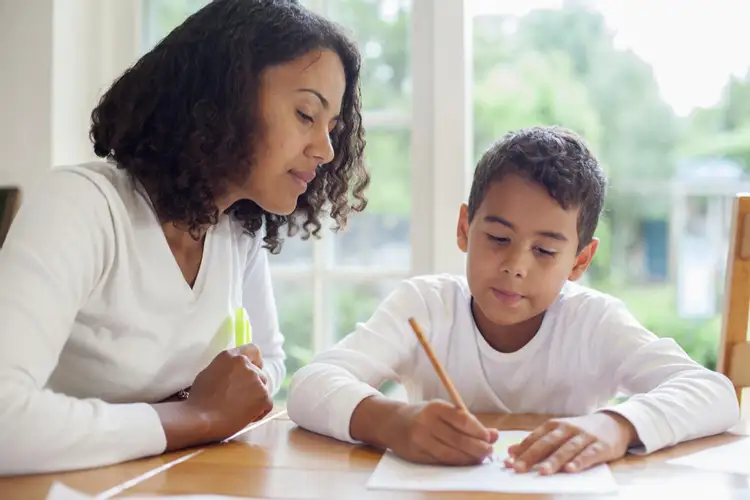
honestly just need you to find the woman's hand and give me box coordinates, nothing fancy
[159,343,267,403]
[153,345,273,451]
[187,344,272,429]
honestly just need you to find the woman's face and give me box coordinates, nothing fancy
[235,49,346,215]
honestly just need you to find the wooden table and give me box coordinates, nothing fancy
[2,411,749,499]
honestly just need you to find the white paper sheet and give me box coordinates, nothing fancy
[46,482,262,500]
[366,430,619,494]
[667,436,750,476]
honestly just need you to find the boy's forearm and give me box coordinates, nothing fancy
[349,395,408,449]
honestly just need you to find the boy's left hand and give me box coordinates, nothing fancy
[505,412,637,475]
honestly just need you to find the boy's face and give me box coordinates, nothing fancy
[457,174,598,327]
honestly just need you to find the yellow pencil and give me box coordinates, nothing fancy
[408,317,496,462]
[407,317,468,413]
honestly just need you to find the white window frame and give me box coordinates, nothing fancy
[410,0,473,277]
[61,0,473,355]
[271,0,472,353]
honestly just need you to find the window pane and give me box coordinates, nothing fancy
[326,278,402,341]
[268,233,313,267]
[326,277,406,398]
[325,0,412,112]
[324,1,413,269]
[470,2,750,370]
[272,277,313,401]
[331,128,411,269]
[141,0,211,51]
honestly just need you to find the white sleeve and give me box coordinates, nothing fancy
[594,299,740,454]
[287,278,425,443]
[0,170,166,475]
[242,234,286,398]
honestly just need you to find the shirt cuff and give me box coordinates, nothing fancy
[599,397,672,455]
[327,383,382,444]
[113,403,168,459]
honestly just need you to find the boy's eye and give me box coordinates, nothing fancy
[297,110,314,123]
[487,234,509,244]
[534,247,556,257]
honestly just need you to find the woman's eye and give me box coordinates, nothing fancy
[297,111,314,123]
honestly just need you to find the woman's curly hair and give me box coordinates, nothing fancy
[90,0,368,254]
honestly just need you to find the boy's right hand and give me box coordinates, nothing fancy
[384,400,498,465]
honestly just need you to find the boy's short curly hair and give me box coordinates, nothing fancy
[468,126,606,252]
[89,0,368,254]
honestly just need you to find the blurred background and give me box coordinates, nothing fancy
[3,0,750,400]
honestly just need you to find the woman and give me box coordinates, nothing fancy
[0,0,368,475]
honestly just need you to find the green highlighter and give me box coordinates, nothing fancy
[234,306,252,347]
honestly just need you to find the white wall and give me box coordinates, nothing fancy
[0,0,54,195]
[52,0,141,167]
[0,0,141,197]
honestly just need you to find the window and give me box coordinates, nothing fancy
[470,0,750,372]
[273,0,412,399]
[141,0,211,51]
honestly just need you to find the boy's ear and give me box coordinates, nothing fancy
[457,203,470,253]
[568,237,599,281]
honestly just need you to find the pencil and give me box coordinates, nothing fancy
[407,317,469,413]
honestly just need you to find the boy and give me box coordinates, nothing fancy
[287,126,739,475]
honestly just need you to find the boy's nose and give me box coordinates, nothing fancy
[500,250,528,278]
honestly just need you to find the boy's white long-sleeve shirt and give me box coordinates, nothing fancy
[0,162,286,475]
[288,274,739,453]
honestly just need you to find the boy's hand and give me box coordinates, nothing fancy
[505,412,637,475]
[383,400,499,466]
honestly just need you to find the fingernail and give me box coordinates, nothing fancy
[539,462,551,474]
[514,460,526,472]
[567,462,578,472]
